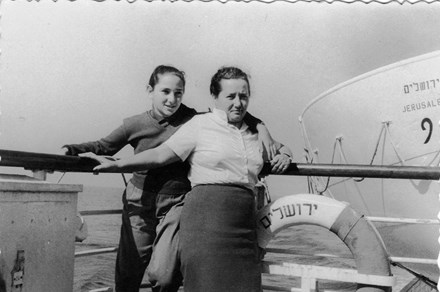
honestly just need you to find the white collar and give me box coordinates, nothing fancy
[212,108,248,131]
[212,108,228,122]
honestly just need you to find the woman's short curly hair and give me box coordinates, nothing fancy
[210,67,250,97]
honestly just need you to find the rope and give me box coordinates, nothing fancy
[300,116,440,209]
[298,119,332,197]
[121,173,128,187]
[391,261,438,288]
[57,172,66,184]
[317,138,339,194]
[336,138,364,183]
[368,123,385,166]
[383,122,440,192]
[384,122,407,165]
[427,149,440,166]
[336,124,386,183]
[303,149,315,194]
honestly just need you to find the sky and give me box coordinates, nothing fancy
[1,0,440,189]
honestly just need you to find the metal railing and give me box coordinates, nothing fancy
[76,210,440,265]
[1,149,439,291]
[2,149,440,180]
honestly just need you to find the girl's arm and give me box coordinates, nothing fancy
[79,143,181,173]
[63,123,128,156]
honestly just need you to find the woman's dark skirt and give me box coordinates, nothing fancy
[179,184,261,292]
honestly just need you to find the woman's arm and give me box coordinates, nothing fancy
[243,112,277,160]
[79,143,181,173]
[256,123,277,160]
[274,141,293,158]
[269,141,293,174]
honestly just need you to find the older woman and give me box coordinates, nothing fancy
[85,66,292,291]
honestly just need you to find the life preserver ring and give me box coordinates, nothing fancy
[74,213,88,242]
[256,194,392,292]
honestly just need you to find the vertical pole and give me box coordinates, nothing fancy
[32,170,47,181]
[301,276,316,292]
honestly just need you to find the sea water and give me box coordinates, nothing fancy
[74,185,415,292]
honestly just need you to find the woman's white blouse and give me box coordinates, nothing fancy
[165,109,263,190]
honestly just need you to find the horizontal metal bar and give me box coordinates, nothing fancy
[266,248,438,265]
[78,210,440,225]
[74,247,118,258]
[88,288,113,292]
[2,149,440,180]
[265,248,352,259]
[367,216,440,225]
[88,282,152,292]
[269,163,440,180]
[88,281,315,291]
[262,261,395,287]
[390,257,438,265]
[0,149,101,173]
[260,285,296,292]
[75,245,437,266]
[78,210,440,224]
[79,209,122,216]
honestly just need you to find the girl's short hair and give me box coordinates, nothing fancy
[148,65,186,90]
[210,67,250,97]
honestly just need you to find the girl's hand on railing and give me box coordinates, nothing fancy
[58,147,69,155]
[78,152,119,174]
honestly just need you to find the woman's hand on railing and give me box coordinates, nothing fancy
[269,153,292,174]
[78,152,119,174]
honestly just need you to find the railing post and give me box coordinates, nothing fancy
[32,170,47,181]
[0,179,82,292]
[301,276,317,292]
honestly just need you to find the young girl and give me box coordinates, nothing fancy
[63,65,276,292]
